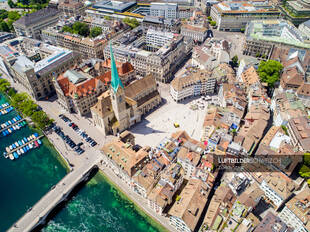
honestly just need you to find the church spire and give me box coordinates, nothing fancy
[110,43,124,93]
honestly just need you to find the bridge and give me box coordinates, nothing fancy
[8,155,102,232]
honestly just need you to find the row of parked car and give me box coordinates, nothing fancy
[59,114,97,147]
[52,124,85,155]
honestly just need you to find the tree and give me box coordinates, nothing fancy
[8,0,16,8]
[90,26,102,38]
[231,55,238,68]
[8,11,21,21]
[7,87,16,97]
[0,21,10,32]
[72,22,89,37]
[257,60,283,87]
[210,21,216,27]
[31,111,52,129]
[123,17,139,29]
[207,16,212,21]
[304,153,310,167]
[62,25,73,33]
[299,165,310,178]
[0,10,8,20]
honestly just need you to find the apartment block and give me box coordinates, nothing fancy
[58,0,86,17]
[260,172,296,208]
[150,3,178,19]
[169,179,210,232]
[279,188,310,232]
[210,1,281,32]
[104,27,193,83]
[287,116,310,152]
[244,19,310,59]
[13,7,60,40]
[170,69,216,102]
[42,26,107,59]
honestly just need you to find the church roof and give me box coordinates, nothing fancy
[110,43,124,93]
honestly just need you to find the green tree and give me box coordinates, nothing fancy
[7,87,16,97]
[8,0,16,8]
[20,99,37,116]
[123,17,139,28]
[304,153,310,167]
[8,11,21,21]
[210,21,216,27]
[0,10,8,20]
[257,60,283,87]
[72,22,89,37]
[62,25,73,33]
[299,165,310,178]
[31,111,52,129]
[231,55,239,68]
[207,16,212,21]
[90,26,102,38]
[0,21,10,32]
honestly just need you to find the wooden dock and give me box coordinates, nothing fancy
[0,119,26,133]
[0,104,11,111]
[5,135,44,156]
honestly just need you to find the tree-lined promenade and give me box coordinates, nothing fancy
[0,78,53,130]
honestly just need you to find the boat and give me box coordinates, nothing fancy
[23,147,27,152]
[9,154,14,160]
[14,142,19,147]
[12,144,16,149]
[17,150,21,155]
[13,152,18,159]
[18,141,22,146]
[22,140,25,145]
[34,141,39,147]
[9,145,13,150]
[19,148,24,154]
[26,145,29,151]
[29,143,33,149]
[8,128,11,133]
[34,133,39,137]
[37,139,42,145]
[5,147,10,152]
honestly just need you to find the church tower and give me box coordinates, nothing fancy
[109,43,128,129]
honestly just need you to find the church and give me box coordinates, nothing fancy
[91,44,162,136]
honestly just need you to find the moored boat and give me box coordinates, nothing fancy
[9,154,14,160]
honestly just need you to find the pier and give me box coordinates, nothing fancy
[8,155,102,232]
[0,104,12,111]
[0,119,25,133]
[5,135,44,156]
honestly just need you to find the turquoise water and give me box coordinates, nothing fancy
[0,94,67,231]
[0,93,164,232]
[44,173,166,232]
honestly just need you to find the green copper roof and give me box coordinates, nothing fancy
[110,43,124,93]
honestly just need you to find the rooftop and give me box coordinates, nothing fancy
[14,7,59,27]
[246,19,310,49]
[168,179,209,231]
